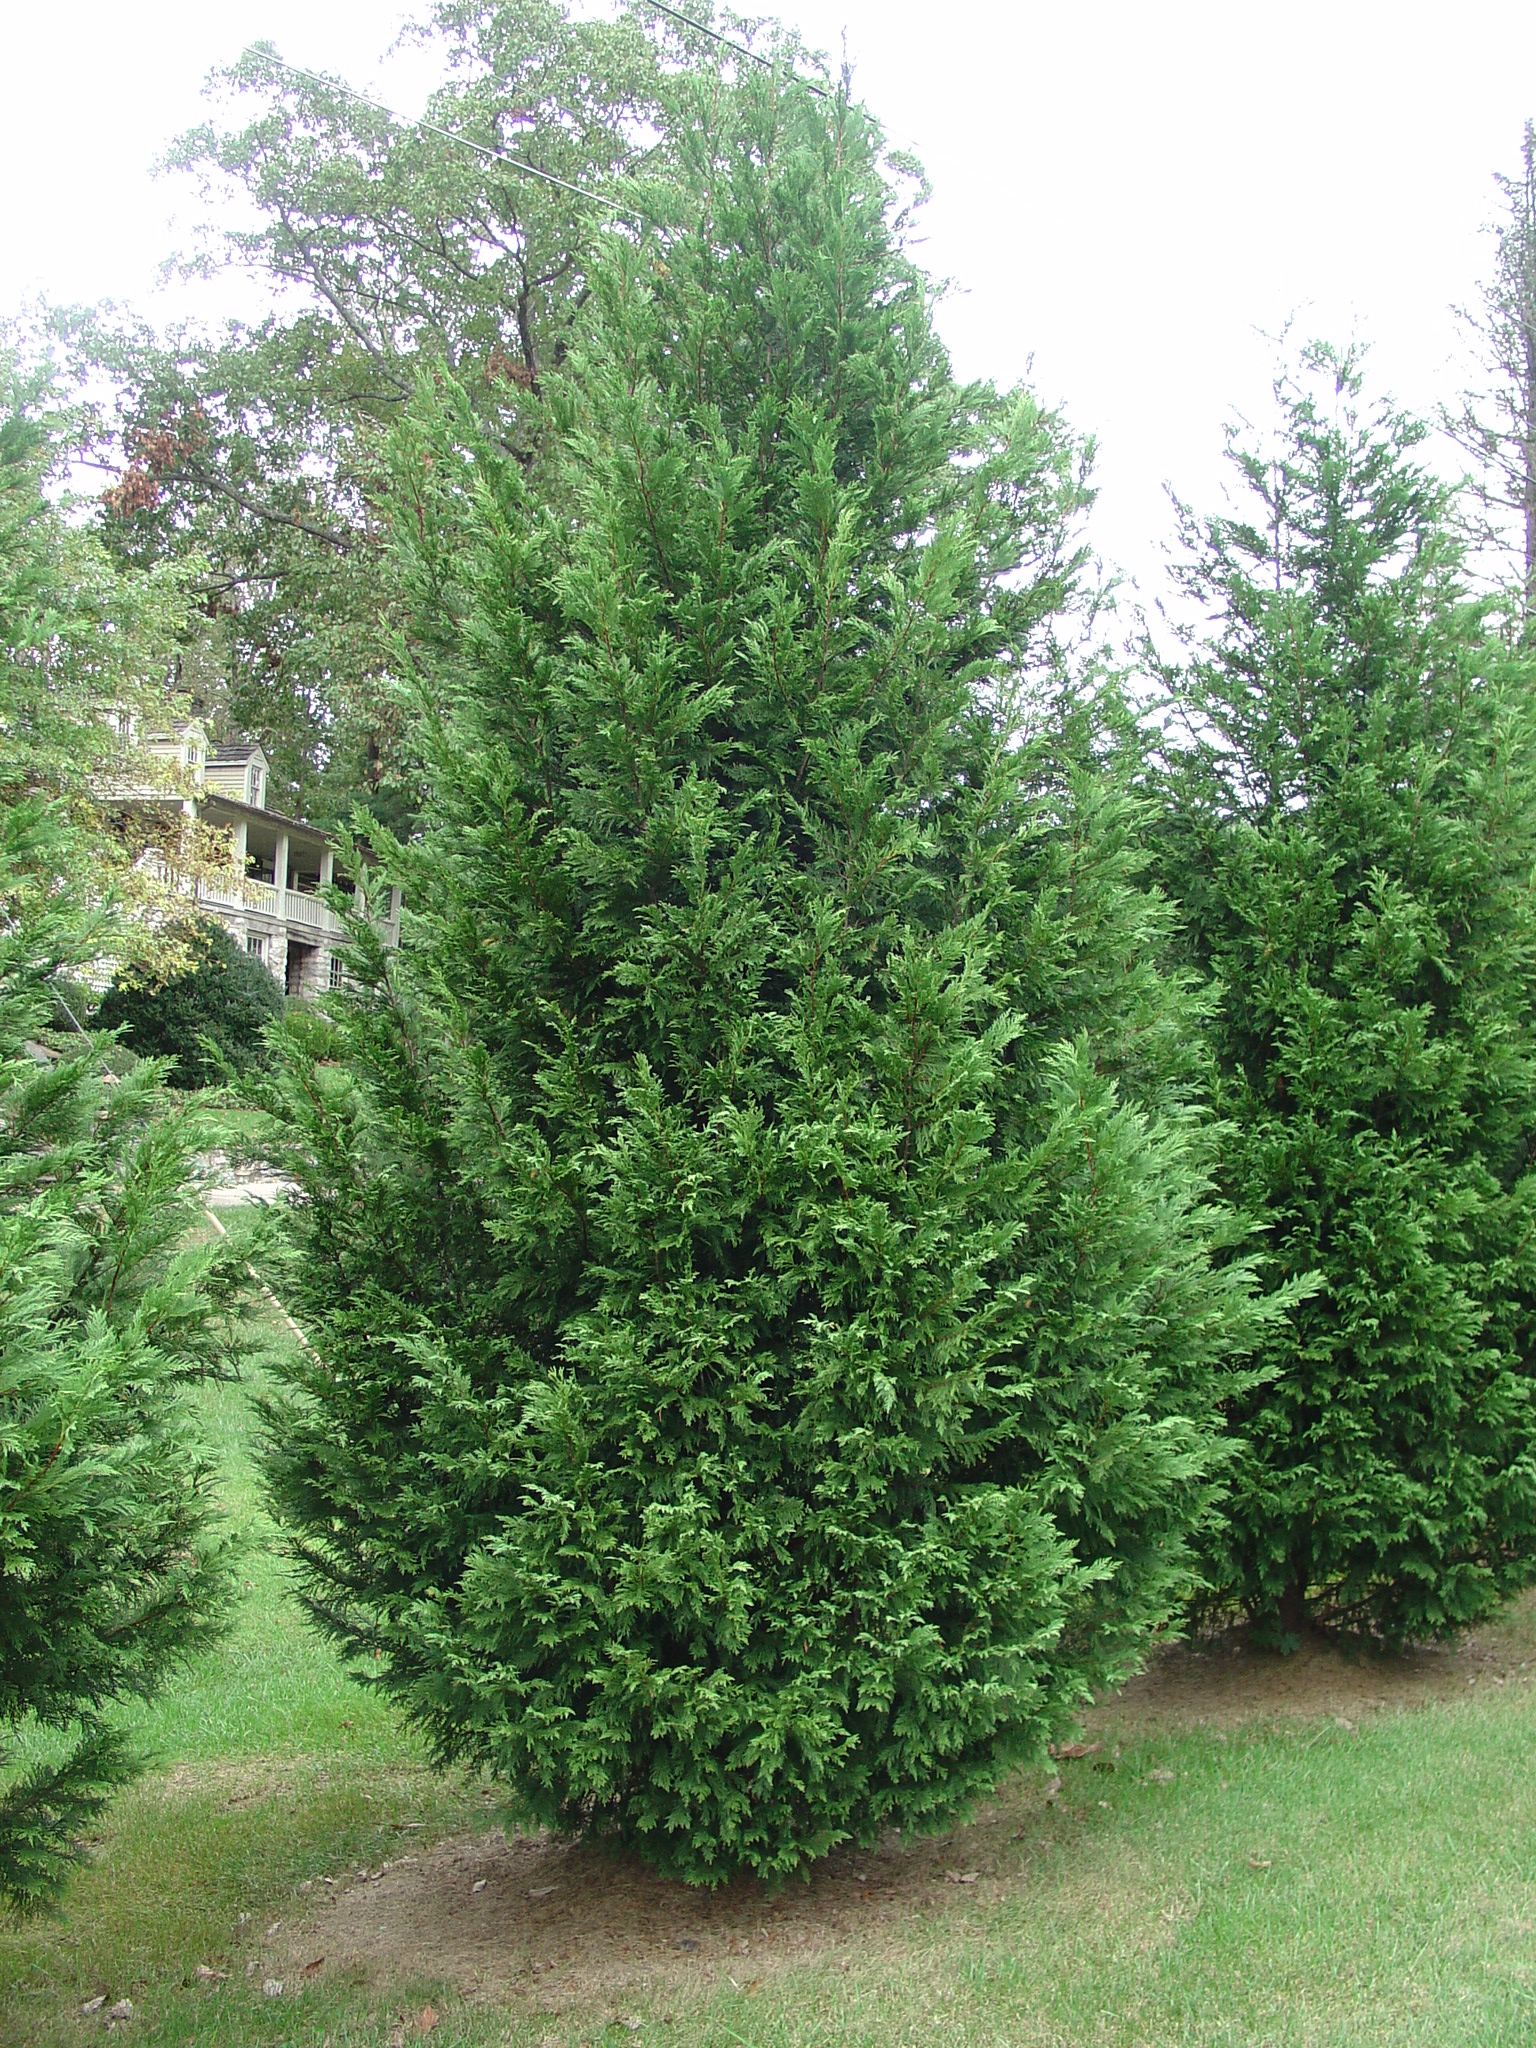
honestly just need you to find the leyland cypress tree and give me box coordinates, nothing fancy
[1154,346,1536,1644]
[0,383,240,1909]
[255,62,1271,1882]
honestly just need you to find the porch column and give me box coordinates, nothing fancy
[271,828,291,989]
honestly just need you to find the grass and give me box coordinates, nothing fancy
[3,1302,1536,2046]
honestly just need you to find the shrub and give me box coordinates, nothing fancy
[252,62,1275,1883]
[1153,347,1536,1644]
[97,917,282,1088]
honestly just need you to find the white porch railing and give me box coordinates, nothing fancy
[282,887,335,933]
[195,878,345,937]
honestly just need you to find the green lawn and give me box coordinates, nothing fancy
[4,1339,1536,2048]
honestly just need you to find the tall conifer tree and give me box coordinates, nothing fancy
[1154,347,1536,1643]
[255,63,1271,1881]
[0,378,241,1909]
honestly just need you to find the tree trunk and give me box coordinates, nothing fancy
[1278,1577,1310,1648]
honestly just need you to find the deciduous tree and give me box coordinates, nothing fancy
[1446,119,1536,627]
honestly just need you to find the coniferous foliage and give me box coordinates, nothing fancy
[0,824,240,1909]
[1153,346,1536,1644]
[254,67,1273,1883]
[1,402,241,1909]
[97,918,284,1088]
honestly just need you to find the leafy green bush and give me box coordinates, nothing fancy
[252,64,1275,1884]
[97,918,282,1088]
[1153,347,1536,1644]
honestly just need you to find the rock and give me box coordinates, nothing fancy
[107,1999,134,2021]
[472,1878,487,1894]
[80,1995,107,2014]
[263,1979,284,1998]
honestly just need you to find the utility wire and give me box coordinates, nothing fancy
[244,11,835,207]
[242,47,642,221]
[642,1,831,98]
[642,7,931,170]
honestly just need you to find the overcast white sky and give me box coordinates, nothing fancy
[4,0,1535,604]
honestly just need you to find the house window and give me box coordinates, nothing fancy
[246,934,265,962]
[249,765,265,807]
[328,953,345,991]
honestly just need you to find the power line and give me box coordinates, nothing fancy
[245,22,835,219]
[642,7,931,170]
[241,47,642,221]
[642,2,831,99]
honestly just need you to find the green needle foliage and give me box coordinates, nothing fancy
[254,63,1273,1884]
[0,829,241,1911]
[1,377,242,1913]
[1152,345,1536,1645]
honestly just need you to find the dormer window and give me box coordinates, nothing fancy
[249,765,265,807]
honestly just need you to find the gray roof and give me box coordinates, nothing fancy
[208,740,267,766]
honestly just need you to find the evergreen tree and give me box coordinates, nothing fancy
[0,383,243,1910]
[1153,346,1536,1644]
[254,63,1272,1883]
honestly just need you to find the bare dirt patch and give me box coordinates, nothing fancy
[1088,1585,1536,1737]
[269,1589,1536,2015]
[272,1804,1025,2014]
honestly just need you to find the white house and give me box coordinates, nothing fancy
[123,719,401,997]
